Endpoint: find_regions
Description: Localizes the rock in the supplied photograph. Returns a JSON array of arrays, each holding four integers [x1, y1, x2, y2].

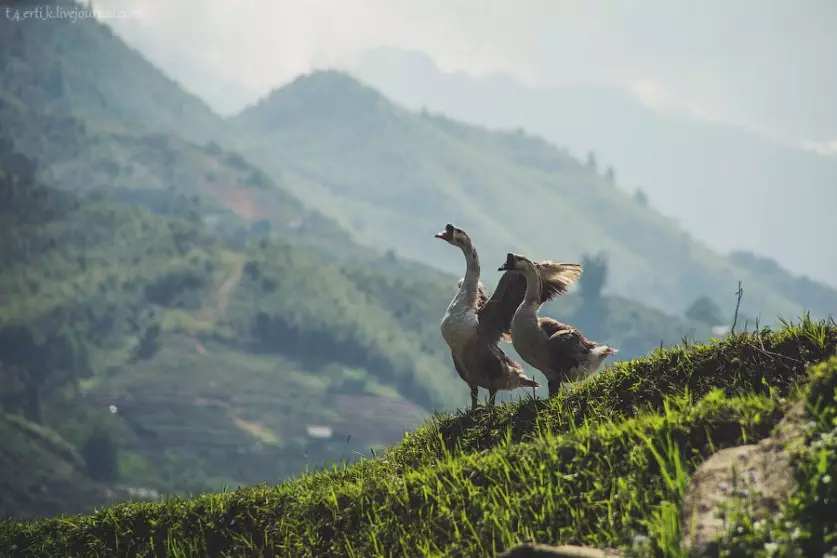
[[680, 401, 807, 556], [498, 543, 623, 558]]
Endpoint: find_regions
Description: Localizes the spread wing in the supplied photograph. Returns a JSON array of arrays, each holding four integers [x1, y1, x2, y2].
[[536, 262, 583, 301], [477, 262, 583, 345]]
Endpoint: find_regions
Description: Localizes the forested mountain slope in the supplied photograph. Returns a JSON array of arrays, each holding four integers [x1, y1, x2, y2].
[[233, 70, 806, 323]]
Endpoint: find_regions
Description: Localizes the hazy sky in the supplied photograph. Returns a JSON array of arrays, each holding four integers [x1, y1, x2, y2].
[[95, 0, 837, 150]]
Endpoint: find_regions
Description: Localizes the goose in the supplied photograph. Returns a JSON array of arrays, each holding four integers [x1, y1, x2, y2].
[[498, 252, 617, 396], [434, 224, 580, 409]]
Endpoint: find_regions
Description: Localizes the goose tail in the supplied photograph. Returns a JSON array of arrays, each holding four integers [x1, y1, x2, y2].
[[519, 375, 540, 389], [592, 345, 618, 358]]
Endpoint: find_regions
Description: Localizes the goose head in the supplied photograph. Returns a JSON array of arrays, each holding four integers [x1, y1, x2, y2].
[[498, 252, 534, 273], [434, 223, 471, 248]]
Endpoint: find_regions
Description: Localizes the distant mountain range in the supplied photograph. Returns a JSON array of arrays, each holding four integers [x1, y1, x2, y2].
[[339, 46, 837, 289], [231, 69, 818, 322]]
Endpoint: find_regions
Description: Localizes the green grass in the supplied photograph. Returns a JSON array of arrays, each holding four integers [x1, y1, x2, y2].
[[3, 317, 835, 557]]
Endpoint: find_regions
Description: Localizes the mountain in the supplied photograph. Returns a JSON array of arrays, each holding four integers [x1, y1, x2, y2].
[[0, 0, 227, 145], [1, 0, 812, 323], [0, 2, 450, 271], [340, 47, 837, 289], [232, 70, 807, 322]]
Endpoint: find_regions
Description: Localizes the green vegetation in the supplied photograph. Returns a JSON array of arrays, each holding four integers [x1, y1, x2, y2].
[[0, 0, 227, 144], [2, 318, 835, 556], [714, 353, 837, 557], [0, 412, 118, 521], [0, 145, 451, 503]]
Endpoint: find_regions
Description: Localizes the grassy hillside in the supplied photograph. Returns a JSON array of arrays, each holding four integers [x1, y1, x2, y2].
[[3, 318, 835, 556], [232, 70, 807, 323]]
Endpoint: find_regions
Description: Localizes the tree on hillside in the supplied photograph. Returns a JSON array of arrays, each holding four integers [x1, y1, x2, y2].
[[0, 324, 46, 423], [0, 324, 92, 423], [133, 323, 161, 361], [49, 327, 92, 399], [634, 188, 648, 206], [585, 151, 598, 173], [81, 426, 119, 482], [605, 165, 616, 183], [579, 251, 609, 301], [685, 295, 725, 326]]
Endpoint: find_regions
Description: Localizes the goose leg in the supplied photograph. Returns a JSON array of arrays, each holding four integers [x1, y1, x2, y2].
[[488, 389, 497, 406], [547, 379, 560, 397], [469, 385, 479, 410]]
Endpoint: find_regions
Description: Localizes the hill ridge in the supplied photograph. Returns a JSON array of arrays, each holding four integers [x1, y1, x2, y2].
[[341, 46, 837, 288]]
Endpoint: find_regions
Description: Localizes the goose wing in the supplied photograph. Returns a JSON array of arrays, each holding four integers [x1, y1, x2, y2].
[[536, 262, 583, 301], [477, 262, 583, 344], [540, 317, 596, 371], [459, 334, 525, 382]]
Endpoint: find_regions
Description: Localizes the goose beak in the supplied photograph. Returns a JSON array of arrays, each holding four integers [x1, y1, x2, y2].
[[498, 253, 515, 272], [434, 230, 449, 240]]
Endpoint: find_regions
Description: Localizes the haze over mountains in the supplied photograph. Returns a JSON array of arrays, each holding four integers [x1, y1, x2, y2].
[[231, 70, 808, 321], [340, 47, 837, 288]]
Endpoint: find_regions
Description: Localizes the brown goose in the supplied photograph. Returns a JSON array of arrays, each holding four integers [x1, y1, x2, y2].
[[498, 252, 617, 396], [435, 224, 581, 409]]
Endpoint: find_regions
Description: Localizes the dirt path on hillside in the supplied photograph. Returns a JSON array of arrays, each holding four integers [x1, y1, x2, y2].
[[214, 262, 244, 318], [190, 257, 245, 357], [198, 260, 243, 324]]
